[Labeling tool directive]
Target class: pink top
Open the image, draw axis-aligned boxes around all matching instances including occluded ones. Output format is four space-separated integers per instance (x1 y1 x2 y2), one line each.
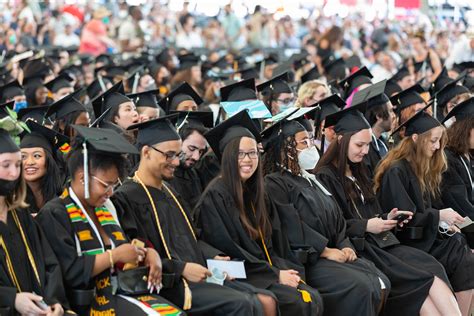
78 20 108 56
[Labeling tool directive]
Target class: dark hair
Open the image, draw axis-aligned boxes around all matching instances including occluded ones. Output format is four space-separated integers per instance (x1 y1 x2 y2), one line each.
66 146 127 181
263 133 301 176
218 137 271 240
178 125 208 141
52 110 86 138
364 102 390 127
179 13 193 27
24 85 44 106
38 150 64 202
315 132 375 202
447 117 474 156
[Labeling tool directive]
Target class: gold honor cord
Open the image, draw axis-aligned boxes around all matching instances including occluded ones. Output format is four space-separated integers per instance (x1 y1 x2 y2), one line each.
0 210 41 292
133 173 192 310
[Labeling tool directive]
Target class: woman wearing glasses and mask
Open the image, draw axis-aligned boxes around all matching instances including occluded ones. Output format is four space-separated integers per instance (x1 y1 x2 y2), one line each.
257 73 295 116
36 126 183 315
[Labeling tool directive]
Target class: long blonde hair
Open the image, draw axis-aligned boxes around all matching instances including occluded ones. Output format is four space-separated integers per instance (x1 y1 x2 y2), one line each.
374 127 447 198
295 80 329 108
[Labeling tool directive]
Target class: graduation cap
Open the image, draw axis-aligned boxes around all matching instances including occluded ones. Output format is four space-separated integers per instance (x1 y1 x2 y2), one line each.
255 54 279 69
289 52 310 70
391 103 440 137
71 124 139 198
432 77 469 110
178 53 201 70
127 89 160 109
172 110 214 130
0 101 15 118
91 81 130 120
204 110 261 160
18 105 49 124
442 96 474 124
155 49 173 65
351 80 389 109
322 55 346 75
452 61 474 73
430 67 453 94
20 120 69 155
384 79 402 97
271 62 294 81
45 89 87 119
391 66 412 82
126 114 180 147
158 82 203 114
44 73 74 93
220 78 257 102
95 53 114 66
0 129 20 153
314 94 346 123
301 66 322 83
86 77 112 99
390 84 425 115
256 72 292 96
260 112 307 148
338 66 373 98
324 102 371 134
0 80 24 103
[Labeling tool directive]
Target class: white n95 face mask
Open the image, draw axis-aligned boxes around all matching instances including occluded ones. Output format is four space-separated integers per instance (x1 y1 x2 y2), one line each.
297 146 320 170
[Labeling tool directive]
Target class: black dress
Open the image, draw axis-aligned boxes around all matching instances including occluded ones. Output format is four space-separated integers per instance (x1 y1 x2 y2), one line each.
194 151 220 190
376 158 474 292
194 177 324 316
265 170 389 316
317 164 451 316
112 179 266 316
0 209 70 315
169 165 204 210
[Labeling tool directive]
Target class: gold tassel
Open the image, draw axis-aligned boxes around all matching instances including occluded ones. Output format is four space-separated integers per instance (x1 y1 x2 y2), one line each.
298 289 312 303
182 279 192 310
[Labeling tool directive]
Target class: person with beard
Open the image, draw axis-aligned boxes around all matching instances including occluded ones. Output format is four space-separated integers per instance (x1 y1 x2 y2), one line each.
168 111 214 209
112 116 271 315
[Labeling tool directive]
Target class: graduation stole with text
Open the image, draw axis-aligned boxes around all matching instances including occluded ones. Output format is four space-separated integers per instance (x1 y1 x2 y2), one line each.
61 189 182 316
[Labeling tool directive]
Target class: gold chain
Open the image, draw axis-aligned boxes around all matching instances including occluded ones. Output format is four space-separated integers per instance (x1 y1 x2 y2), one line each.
251 205 273 266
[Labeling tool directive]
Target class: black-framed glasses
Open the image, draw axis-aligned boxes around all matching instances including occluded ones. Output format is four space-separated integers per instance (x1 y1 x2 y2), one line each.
150 146 185 161
238 150 258 160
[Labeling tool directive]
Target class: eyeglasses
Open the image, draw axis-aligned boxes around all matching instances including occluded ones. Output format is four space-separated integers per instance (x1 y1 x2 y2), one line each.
238 150 258 160
91 175 121 192
150 146 185 161
275 97 295 104
295 137 313 148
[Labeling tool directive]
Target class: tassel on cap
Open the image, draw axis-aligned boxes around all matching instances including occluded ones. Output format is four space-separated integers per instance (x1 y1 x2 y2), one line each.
182 279 192 310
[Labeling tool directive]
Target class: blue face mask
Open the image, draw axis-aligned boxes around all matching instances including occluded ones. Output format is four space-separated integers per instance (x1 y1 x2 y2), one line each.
214 88 221 98
278 102 295 114
14 101 27 112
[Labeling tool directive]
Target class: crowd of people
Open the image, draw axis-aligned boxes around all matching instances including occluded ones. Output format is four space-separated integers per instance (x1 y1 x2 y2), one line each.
0 0 474 315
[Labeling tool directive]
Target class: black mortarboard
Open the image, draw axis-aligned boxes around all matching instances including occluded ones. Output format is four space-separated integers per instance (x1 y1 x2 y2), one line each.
338 67 373 98
0 129 20 153
204 110 261 160
391 103 440 136
315 94 346 122
452 61 474 73
301 66 322 83
0 101 14 119
127 89 159 109
0 80 24 103
290 52 310 70
391 66 411 82
95 54 114 66
158 82 203 113
322 55 346 77
172 110 214 130
155 49 172 64
442 96 474 124
91 82 130 120
324 102 371 134
351 80 389 109
255 54 279 69
256 72 292 96
432 77 469 110
45 89 87 119
18 105 49 124
178 53 201 70
86 77 112 99
102 65 127 78
20 120 69 154
220 78 257 102
390 84 425 114
127 114 180 147
44 73 74 93
261 112 306 146
384 79 402 97
430 67 452 94
271 62 294 80
238 64 259 80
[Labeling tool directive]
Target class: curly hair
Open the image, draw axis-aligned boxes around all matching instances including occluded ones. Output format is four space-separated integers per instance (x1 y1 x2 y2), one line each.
263 134 301 176
295 80 329 108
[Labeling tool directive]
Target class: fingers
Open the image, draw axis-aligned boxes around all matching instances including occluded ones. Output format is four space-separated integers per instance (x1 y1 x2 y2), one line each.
204 269 212 277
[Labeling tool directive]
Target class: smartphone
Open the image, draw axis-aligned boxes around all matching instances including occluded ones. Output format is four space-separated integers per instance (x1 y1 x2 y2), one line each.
33 293 48 311
395 214 409 223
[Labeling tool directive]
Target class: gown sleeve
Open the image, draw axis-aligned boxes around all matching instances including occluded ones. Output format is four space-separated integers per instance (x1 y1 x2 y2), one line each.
36 200 96 290
0 286 16 313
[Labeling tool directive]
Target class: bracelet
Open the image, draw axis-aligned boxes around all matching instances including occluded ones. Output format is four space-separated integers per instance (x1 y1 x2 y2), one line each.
106 249 114 269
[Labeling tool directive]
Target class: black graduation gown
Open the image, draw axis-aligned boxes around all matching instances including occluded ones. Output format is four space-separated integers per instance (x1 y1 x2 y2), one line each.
376 159 474 292
169 165 204 210
0 209 69 315
265 171 388 316
112 179 263 316
439 149 474 218
194 177 324 316
194 151 220 190
317 165 450 315
364 137 387 179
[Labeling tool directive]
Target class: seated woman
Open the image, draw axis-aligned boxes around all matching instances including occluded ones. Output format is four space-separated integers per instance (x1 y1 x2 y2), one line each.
262 114 389 315
20 121 68 214
431 79 470 122
257 73 295 115
315 103 461 316
374 106 474 315
36 126 183 315
195 111 323 316
0 127 71 315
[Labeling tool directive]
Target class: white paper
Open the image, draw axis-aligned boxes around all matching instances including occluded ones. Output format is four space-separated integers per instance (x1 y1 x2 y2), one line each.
457 217 473 230
206 259 247 279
